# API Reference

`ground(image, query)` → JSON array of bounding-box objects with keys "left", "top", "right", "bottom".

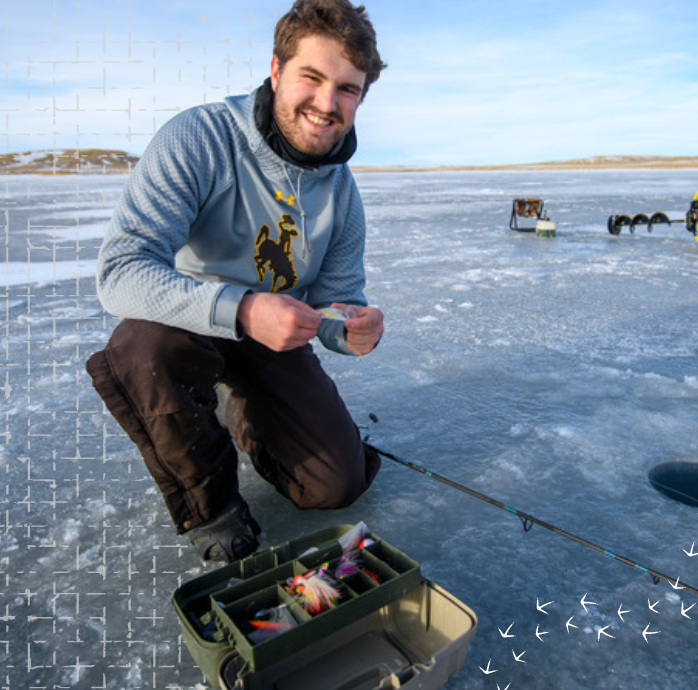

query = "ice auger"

[{"left": 608, "top": 191, "right": 698, "bottom": 240}]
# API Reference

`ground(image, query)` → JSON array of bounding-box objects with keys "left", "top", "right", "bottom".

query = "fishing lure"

[
  {"left": 332, "top": 528, "right": 378, "bottom": 581},
  {"left": 249, "top": 620, "right": 293, "bottom": 632},
  {"left": 362, "top": 568, "right": 380, "bottom": 583},
  {"left": 286, "top": 570, "right": 341, "bottom": 615},
  {"left": 246, "top": 605, "right": 297, "bottom": 644},
  {"left": 334, "top": 550, "right": 361, "bottom": 579},
  {"left": 338, "top": 521, "right": 370, "bottom": 552}
]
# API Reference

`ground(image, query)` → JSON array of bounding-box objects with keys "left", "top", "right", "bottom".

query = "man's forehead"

[{"left": 282, "top": 34, "right": 367, "bottom": 82}]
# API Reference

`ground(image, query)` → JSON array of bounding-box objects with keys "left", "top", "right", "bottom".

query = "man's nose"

[{"left": 314, "top": 83, "right": 338, "bottom": 114}]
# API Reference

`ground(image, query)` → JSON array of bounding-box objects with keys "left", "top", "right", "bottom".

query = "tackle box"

[{"left": 172, "top": 523, "right": 477, "bottom": 689}]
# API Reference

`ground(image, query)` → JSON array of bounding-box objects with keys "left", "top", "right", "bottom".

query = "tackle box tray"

[
  {"left": 172, "top": 524, "right": 429, "bottom": 687},
  {"left": 219, "top": 577, "right": 477, "bottom": 690}
]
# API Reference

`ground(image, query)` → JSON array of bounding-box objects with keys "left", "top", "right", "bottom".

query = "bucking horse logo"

[{"left": 253, "top": 213, "right": 299, "bottom": 292}]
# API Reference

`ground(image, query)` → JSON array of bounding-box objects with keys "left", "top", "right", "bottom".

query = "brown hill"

[{"left": 0, "top": 149, "right": 139, "bottom": 175}]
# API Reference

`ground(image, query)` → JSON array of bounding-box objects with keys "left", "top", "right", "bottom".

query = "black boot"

[{"left": 186, "top": 493, "right": 262, "bottom": 562}]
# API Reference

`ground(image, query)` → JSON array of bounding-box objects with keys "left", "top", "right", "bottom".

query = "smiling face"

[{"left": 270, "top": 34, "right": 366, "bottom": 157}]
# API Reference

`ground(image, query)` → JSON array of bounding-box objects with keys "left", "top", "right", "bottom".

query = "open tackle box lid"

[{"left": 172, "top": 523, "right": 477, "bottom": 690}]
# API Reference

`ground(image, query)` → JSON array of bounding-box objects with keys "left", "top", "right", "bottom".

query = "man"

[{"left": 86, "top": 0, "right": 386, "bottom": 563}]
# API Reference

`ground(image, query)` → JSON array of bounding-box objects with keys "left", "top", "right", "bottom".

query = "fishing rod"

[{"left": 364, "top": 439, "right": 698, "bottom": 598}]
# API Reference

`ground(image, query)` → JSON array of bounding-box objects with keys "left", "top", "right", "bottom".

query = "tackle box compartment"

[{"left": 172, "top": 524, "right": 477, "bottom": 689}]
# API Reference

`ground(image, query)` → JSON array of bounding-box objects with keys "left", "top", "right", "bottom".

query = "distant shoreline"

[
  {"left": 1, "top": 150, "right": 697, "bottom": 175},
  {"left": 351, "top": 156, "right": 698, "bottom": 173}
]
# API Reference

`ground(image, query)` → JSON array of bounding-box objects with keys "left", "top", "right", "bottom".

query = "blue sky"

[{"left": 2, "top": 0, "right": 696, "bottom": 166}]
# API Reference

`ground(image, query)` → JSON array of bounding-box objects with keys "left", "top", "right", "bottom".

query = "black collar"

[{"left": 253, "top": 78, "right": 357, "bottom": 168}]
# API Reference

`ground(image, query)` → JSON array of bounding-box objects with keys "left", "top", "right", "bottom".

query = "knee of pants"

[
  {"left": 322, "top": 480, "right": 367, "bottom": 510},
  {"left": 106, "top": 320, "right": 225, "bottom": 415},
  {"left": 296, "top": 459, "right": 370, "bottom": 510}
]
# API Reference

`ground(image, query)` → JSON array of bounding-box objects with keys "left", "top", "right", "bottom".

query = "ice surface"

[{"left": 2, "top": 169, "right": 697, "bottom": 689}]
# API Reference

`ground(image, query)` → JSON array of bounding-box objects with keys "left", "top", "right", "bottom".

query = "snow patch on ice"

[
  {"left": 34, "top": 372, "right": 75, "bottom": 387},
  {"left": 2, "top": 260, "right": 97, "bottom": 286},
  {"left": 58, "top": 518, "right": 83, "bottom": 545}
]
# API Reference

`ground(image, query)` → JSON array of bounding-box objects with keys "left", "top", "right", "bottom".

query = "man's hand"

[
  {"left": 237, "top": 293, "right": 322, "bottom": 351},
  {"left": 334, "top": 303, "right": 384, "bottom": 355}
]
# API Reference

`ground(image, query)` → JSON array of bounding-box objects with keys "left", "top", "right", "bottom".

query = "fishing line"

[
  {"left": 363, "top": 434, "right": 698, "bottom": 598},
  {"left": 648, "top": 477, "right": 698, "bottom": 507}
]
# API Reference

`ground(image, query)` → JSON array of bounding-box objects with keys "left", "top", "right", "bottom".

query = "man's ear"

[{"left": 270, "top": 55, "right": 281, "bottom": 92}]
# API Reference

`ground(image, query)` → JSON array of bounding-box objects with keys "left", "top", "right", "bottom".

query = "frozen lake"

[{"left": 1, "top": 168, "right": 697, "bottom": 689}]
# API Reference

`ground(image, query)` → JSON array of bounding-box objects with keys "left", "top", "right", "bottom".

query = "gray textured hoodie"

[{"left": 96, "top": 86, "right": 369, "bottom": 354}]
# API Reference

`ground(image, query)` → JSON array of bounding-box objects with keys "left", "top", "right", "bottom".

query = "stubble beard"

[{"left": 273, "top": 97, "right": 349, "bottom": 157}]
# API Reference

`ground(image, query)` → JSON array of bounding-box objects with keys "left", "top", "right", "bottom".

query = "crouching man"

[{"left": 86, "top": 0, "right": 386, "bottom": 563}]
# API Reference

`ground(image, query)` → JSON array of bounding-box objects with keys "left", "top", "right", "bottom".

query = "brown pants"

[{"left": 86, "top": 319, "right": 380, "bottom": 533}]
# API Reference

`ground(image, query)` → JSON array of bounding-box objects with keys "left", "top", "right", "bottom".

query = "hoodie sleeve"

[
  {"left": 96, "top": 105, "right": 243, "bottom": 339},
  {"left": 316, "top": 317, "right": 356, "bottom": 355}
]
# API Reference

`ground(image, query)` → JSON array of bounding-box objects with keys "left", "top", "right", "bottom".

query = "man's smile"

[{"left": 304, "top": 112, "right": 333, "bottom": 127}]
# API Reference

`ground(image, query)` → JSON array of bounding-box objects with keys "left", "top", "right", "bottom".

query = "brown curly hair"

[{"left": 273, "top": 0, "right": 386, "bottom": 99}]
